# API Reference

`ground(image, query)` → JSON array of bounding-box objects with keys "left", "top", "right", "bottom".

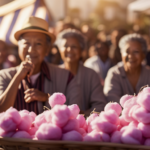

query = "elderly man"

[{"left": 0, "top": 16, "right": 82, "bottom": 114}]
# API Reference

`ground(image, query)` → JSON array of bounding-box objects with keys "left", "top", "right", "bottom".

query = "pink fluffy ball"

[
  {"left": 138, "top": 122, "right": 150, "bottom": 138},
  {"left": 0, "top": 115, "right": 17, "bottom": 132},
  {"left": 35, "top": 123, "right": 62, "bottom": 140},
  {"left": 111, "top": 131, "right": 122, "bottom": 143},
  {"left": 121, "top": 126, "right": 142, "bottom": 145},
  {"left": 119, "top": 116, "right": 129, "bottom": 127},
  {"left": 137, "top": 92, "right": 150, "bottom": 112},
  {"left": 12, "top": 131, "right": 31, "bottom": 139},
  {"left": 34, "top": 112, "right": 47, "bottom": 128},
  {"left": 0, "top": 128, "right": 15, "bottom": 138},
  {"left": 29, "top": 112, "right": 37, "bottom": 122},
  {"left": 62, "top": 130, "right": 83, "bottom": 141},
  {"left": 51, "top": 105, "right": 70, "bottom": 127},
  {"left": 6, "top": 107, "right": 21, "bottom": 125},
  {"left": 120, "top": 95, "right": 133, "bottom": 108},
  {"left": 100, "top": 110, "right": 119, "bottom": 125},
  {"left": 91, "top": 117, "right": 117, "bottom": 134},
  {"left": 62, "top": 119, "right": 79, "bottom": 133},
  {"left": 104, "top": 102, "right": 122, "bottom": 116},
  {"left": 83, "top": 131, "right": 101, "bottom": 142},
  {"left": 49, "top": 93, "right": 66, "bottom": 108},
  {"left": 68, "top": 104, "right": 80, "bottom": 119},
  {"left": 99, "top": 132, "right": 110, "bottom": 142},
  {"left": 144, "top": 139, "right": 150, "bottom": 146},
  {"left": 132, "top": 106, "right": 150, "bottom": 124},
  {"left": 76, "top": 114, "right": 86, "bottom": 128},
  {"left": 18, "top": 112, "right": 32, "bottom": 131}
]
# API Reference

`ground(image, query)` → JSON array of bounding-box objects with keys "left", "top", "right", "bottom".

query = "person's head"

[
  {"left": 119, "top": 33, "right": 147, "bottom": 70},
  {"left": 111, "top": 28, "right": 127, "bottom": 46},
  {"left": 0, "top": 40, "right": 8, "bottom": 65},
  {"left": 56, "top": 28, "right": 86, "bottom": 64},
  {"left": 95, "top": 40, "right": 109, "bottom": 60},
  {"left": 14, "top": 16, "right": 55, "bottom": 71}
]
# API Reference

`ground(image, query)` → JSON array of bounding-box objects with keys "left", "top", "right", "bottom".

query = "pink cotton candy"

[
  {"left": 49, "top": 93, "right": 66, "bottom": 108},
  {"left": 86, "top": 113, "right": 99, "bottom": 133},
  {"left": 13, "top": 131, "right": 31, "bottom": 139},
  {"left": 104, "top": 102, "right": 122, "bottom": 116},
  {"left": 119, "top": 116, "right": 129, "bottom": 127},
  {"left": 100, "top": 110, "right": 119, "bottom": 125},
  {"left": 77, "top": 128, "right": 86, "bottom": 136},
  {"left": 143, "top": 87, "right": 150, "bottom": 93},
  {"left": 52, "top": 105, "right": 70, "bottom": 127},
  {"left": 111, "top": 131, "right": 122, "bottom": 143},
  {"left": 121, "top": 126, "right": 142, "bottom": 145},
  {"left": 6, "top": 107, "right": 21, "bottom": 125},
  {"left": 28, "top": 127, "right": 38, "bottom": 136},
  {"left": 129, "top": 121, "right": 138, "bottom": 128},
  {"left": 124, "top": 96, "right": 137, "bottom": 109},
  {"left": 62, "top": 130, "right": 83, "bottom": 141},
  {"left": 76, "top": 114, "right": 86, "bottom": 128},
  {"left": 144, "top": 139, "right": 150, "bottom": 146},
  {"left": 62, "top": 119, "right": 79, "bottom": 133},
  {"left": 120, "top": 95, "right": 133, "bottom": 108},
  {"left": 29, "top": 112, "right": 36, "bottom": 122},
  {"left": 20, "top": 110, "right": 29, "bottom": 114},
  {"left": 137, "top": 92, "right": 150, "bottom": 112},
  {"left": 0, "top": 115, "right": 17, "bottom": 132},
  {"left": 132, "top": 106, "right": 150, "bottom": 124},
  {"left": 91, "top": 117, "right": 117, "bottom": 134},
  {"left": 138, "top": 122, "right": 150, "bottom": 138},
  {"left": 45, "top": 110, "right": 52, "bottom": 123},
  {"left": 83, "top": 131, "right": 101, "bottom": 142},
  {"left": 18, "top": 112, "right": 32, "bottom": 131},
  {"left": 34, "top": 112, "right": 47, "bottom": 128},
  {"left": 0, "top": 128, "right": 15, "bottom": 138},
  {"left": 122, "top": 108, "right": 135, "bottom": 122},
  {"left": 68, "top": 104, "right": 80, "bottom": 119},
  {"left": 99, "top": 132, "right": 110, "bottom": 142},
  {"left": 36, "top": 123, "right": 62, "bottom": 140}
]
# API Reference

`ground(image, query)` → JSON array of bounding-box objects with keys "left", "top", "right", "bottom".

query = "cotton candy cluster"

[
  {"left": 1, "top": 88, "right": 150, "bottom": 147},
  {"left": 0, "top": 93, "right": 84, "bottom": 141}
]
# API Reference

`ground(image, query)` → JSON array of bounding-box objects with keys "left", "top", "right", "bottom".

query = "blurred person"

[
  {"left": 88, "top": 45, "right": 97, "bottom": 58},
  {"left": 109, "top": 28, "right": 127, "bottom": 65},
  {"left": 0, "top": 16, "right": 82, "bottom": 113},
  {"left": 0, "top": 40, "right": 18, "bottom": 69},
  {"left": 45, "top": 45, "right": 63, "bottom": 65},
  {"left": 56, "top": 28, "right": 107, "bottom": 116},
  {"left": 104, "top": 33, "right": 150, "bottom": 103},
  {"left": 84, "top": 40, "right": 113, "bottom": 84}
]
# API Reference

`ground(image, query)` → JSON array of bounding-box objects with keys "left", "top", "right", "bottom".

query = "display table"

[{"left": 0, "top": 137, "right": 150, "bottom": 150}]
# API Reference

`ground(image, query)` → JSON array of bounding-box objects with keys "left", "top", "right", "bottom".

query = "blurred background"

[{"left": 0, "top": 0, "right": 150, "bottom": 68}]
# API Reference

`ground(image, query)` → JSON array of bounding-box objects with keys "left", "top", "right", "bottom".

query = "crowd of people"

[{"left": 0, "top": 16, "right": 150, "bottom": 116}]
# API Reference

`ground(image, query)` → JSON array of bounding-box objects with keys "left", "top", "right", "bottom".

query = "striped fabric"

[
  {"left": 0, "top": 0, "right": 49, "bottom": 45},
  {"left": 14, "top": 61, "right": 50, "bottom": 114}
]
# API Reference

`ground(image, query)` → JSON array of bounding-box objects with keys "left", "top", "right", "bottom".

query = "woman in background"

[
  {"left": 56, "top": 29, "right": 107, "bottom": 116},
  {"left": 104, "top": 33, "right": 150, "bottom": 103}
]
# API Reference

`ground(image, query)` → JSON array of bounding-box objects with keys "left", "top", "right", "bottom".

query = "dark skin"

[
  {"left": 0, "top": 32, "right": 50, "bottom": 112},
  {"left": 121, "top": 41, "right": 145, "bottom": 92}
]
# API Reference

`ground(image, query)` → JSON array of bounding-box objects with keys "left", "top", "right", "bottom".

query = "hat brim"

[{"left": 14, "top": 29, "right": 56, "bottom": 44}]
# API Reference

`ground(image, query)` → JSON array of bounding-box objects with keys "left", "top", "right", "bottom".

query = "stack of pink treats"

[{"left": 1, "top": 87, "right": 150, "bottom": 147}]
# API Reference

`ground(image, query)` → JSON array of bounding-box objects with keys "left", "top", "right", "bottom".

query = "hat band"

[{"left": 23, "top": 26, "right": 48, "bottom": 32}]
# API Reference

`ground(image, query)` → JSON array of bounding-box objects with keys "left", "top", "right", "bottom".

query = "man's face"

[{"left": 18, "top": 32, "right": 49, "bottom": 67}]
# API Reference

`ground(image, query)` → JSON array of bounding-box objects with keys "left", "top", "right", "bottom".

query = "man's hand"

[
  {"left": 16, "top": 61, "right": 35, "bottom": 81},
  {"left": 24, "top": 88, "right": 48, "bottom": 103}
]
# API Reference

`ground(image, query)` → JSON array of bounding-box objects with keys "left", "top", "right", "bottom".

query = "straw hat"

[{"left": 14, "top": 16, "right": 56, "bottom": 43}]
